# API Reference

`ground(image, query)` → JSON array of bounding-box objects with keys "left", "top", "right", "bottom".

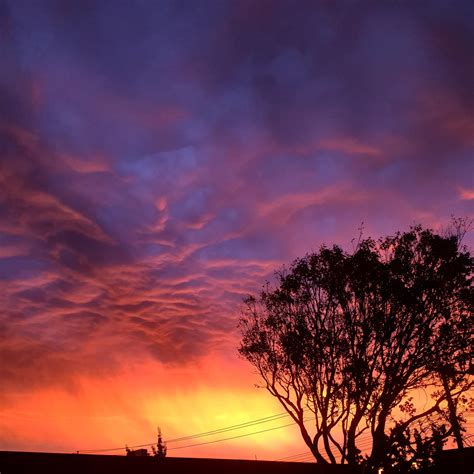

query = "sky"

[{"left": 0, "top": 0, "right": 473, "bottom": 461}]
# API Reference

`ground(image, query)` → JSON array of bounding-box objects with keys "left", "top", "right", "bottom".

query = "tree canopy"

[{"left": 239, "top": 224, "right": 473, "bottom": 472}]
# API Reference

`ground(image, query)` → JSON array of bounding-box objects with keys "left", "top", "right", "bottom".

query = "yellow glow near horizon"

[{"left": 0, "top": 356, "right": 307, "bottom": 460}]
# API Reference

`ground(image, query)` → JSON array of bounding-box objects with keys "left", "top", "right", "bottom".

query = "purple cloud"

[{"left": 0, "top": 0, "right": 473, "bottom": 400}]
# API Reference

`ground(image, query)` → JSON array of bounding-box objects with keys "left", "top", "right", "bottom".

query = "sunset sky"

[{"left": 1, "top": 0, "right": 473, "bottom": 461}]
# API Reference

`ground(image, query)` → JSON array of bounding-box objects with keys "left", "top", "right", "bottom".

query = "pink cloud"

[
  {"left": 318, "top": 137, "right": 381, "bottom": 157},
  {"left": 458, "top": 187, "right": 474, "bottom": 200},
  {"left": 257, "top": 184, "right": 371, "bottom": 227}
]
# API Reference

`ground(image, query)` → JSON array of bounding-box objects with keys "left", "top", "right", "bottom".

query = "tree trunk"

[
  {"left": 369, "top": 409, "right": 389, "bottom": 472},
  {"left": 441, "top": 373, "right": 464, "bottom": 449},
  {"left": 346, "top": 412, "right": 364, "bottom": 465},
  {"left": 441, "top": 372, "right": 468, "bottom": 474}
]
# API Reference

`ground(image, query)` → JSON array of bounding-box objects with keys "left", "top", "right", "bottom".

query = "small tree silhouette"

[{"left": 151, "top": 427, "right": 167, "bottom": 458}]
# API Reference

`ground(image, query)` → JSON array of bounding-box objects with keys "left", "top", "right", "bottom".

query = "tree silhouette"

[
  {"left": 239, "top": 224, "right": 472, "bottom": 472},
  {"left": 151, "top": 427, "right": 167, "bottom": 458}
]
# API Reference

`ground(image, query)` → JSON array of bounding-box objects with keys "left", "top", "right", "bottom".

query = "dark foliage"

[{"left": 239, "top": 223, "right": 473, "bottom": 472}]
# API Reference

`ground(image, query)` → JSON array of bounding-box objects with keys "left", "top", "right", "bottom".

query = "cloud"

[
  {"left": 0, "top": 1, "right": 473, "bottom": 455},
  {"left": 459, "top": 188, "right": 474, "bottom": 200}
]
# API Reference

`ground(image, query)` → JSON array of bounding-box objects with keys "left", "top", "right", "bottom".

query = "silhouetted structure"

[{"left": 125, "top": 446, "right": 149, "bottom": 457}]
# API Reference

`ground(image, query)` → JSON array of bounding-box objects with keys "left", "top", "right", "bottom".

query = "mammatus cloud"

[{"left": 0, "top": 0, "right": 473, "bottom": 455}]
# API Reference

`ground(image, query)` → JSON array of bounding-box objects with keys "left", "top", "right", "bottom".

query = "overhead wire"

[
  {"left": 167, "top": 418, "right": 312, "bottom": 451},
  {"left": 78, "top": 410, "right": 305, "bottom": 454},
  {"left": 166, "top": 412, "right": 290, "bottom": 443},
  {"left": 276, "top": 451, "right": 312, "bottom": 461},
  {"left": 279, "top": 454, "right": 314, "bottom": 462},
  {"left": 276, "top": 432, "right": 373, "bottom": 462},
  {"left": 78, "top": 407, "right": 416, "bottom": 459}
]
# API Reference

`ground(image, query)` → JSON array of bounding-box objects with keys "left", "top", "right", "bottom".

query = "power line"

[
  {"left": 77, "top": 408, "right": 376, "bottom": 457},
  {"left": 166, "top": 412, "right": 290, "bottom": 443},
  {"left": 279, "top": 454, "right": 315, "bottom": 462},
  {"left": 167, "top": 419, "right": 310, "bottom": 452},
  {"left": 276, "top": 433, "right": 373, "bottom": 462},
  {"left": 276, "top": 451, "right": 312, "bottom": 461},
  {"left": 80, "top": 444, "right": 147, "bottom": 454},
  {"left": 276, "top": 419, "right": 474, "bottom": 464},
  {"left": 78, "top": 410, "right": 298, "bottom": 454}
]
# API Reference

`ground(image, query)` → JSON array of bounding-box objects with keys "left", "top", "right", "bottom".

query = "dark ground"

[
  {"left": 0, "top": 451, "right": 358, "bottom": 474},
  {"left": 1, "top": 448, "right": 473, "bottom": 473}
]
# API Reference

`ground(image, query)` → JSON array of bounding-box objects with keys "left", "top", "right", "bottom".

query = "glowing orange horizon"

[{"left": 0, "top": 356, "right": 310, "bottom": 460}]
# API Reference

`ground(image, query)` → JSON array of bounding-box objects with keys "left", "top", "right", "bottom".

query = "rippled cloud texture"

[{"left": 1, "top": 0, "right": 473, "bottom": 457}]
